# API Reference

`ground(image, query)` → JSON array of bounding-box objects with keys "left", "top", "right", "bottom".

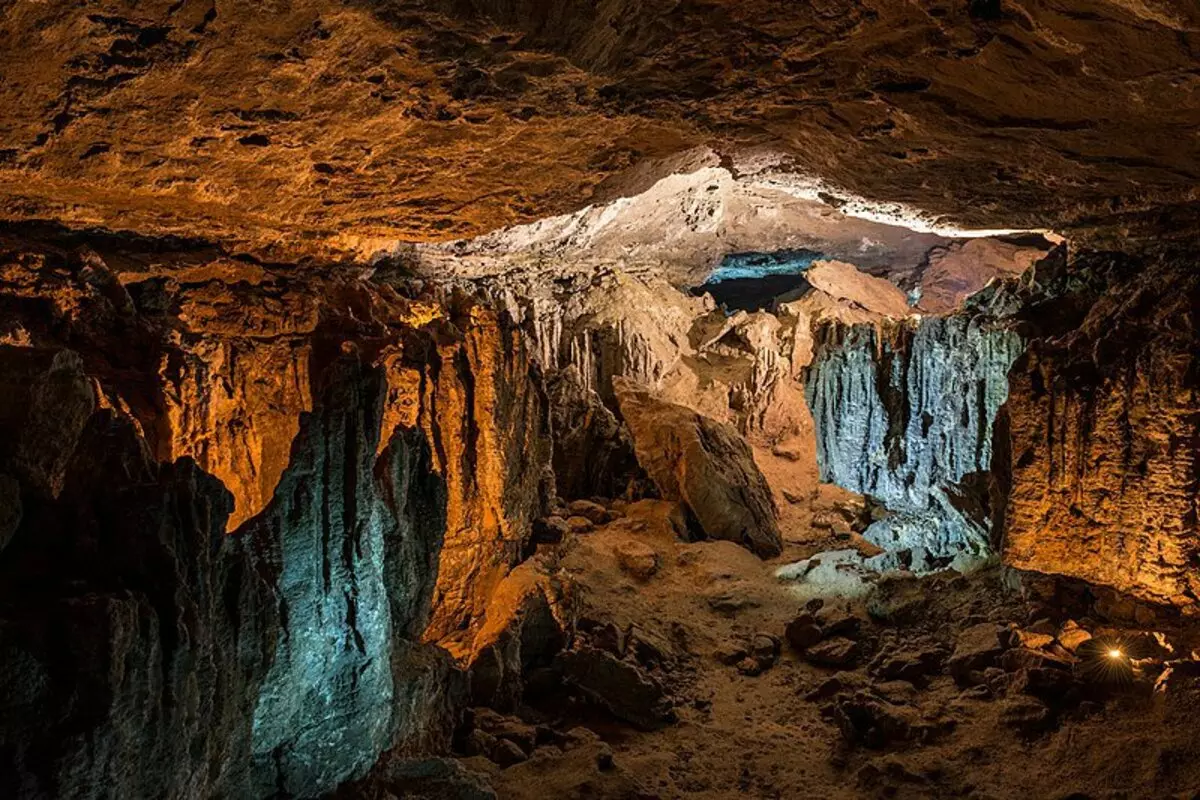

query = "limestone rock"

[
  {"left": 1001, "top": 252, "right": 1200, "bottom": 607},
  {"left": 805, "top": 637, "right": 864, "bottom": 669},
  {"left": 614, "top": 378, "right": 782, "bottom": 558},
  {"left": 804, "top": 260, "right": 912, "bottom": 318},
  {"left": 806, "top": 309, "right": 1022, "bottom": 567},
  {"left": 558, "top": 647, "right": 675, "bottom": 731},
  {"left": 948, "top": 623, "right": 1008, "bottom": 683},
  {"left": 614, "top": 541, "right": 660, "bottom": 581},
  {"left": 785, "top": 615, "right": 824, "bottom": 652},
  {"left": 546, "top": 366, "right": 644, "bottom": 500},
  {"left": 567, "top": 499, "right": 612, "bottom": 525}
]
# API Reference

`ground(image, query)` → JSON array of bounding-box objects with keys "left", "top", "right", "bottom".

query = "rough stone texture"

[
  {"left": 804, "top": 260, "right": 912, "bottom": 319},
  {"left": 0, "top": 349, "right": 275, "bottom": 800},
  {"left": 240, "top": 357, "right": 450, "bottom": 797},
  {"left": 614, "top": 377, "right": 782, "bottom": 558},
  {"left": 1, "top": 2, "right": 1198, "bottom": 257},
  {"left": 545, "top": 364, "right": 645, "bottom": 501},
  {"left": 0, "top": 232, "right": 555, "bottom": 797},
  {"left": 911, "top": 238, "right": 1044, "bottom": 315},
  {"left": 417, "top": 304, "right": 553, "bottom": 657},
  {"left": 806, "top": 308, "right": 1023, "bottom": 566},
  {"left": 1002, "top": 250, "right": 1200, "bottom": 608}
]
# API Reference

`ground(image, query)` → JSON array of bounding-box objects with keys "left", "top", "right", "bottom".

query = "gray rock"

[
  {"left": 806, "top": 313, "right": 1022, "bottom": 567},
  {"left": 243, "top": 357, "right": 456, "bottom": 797}
]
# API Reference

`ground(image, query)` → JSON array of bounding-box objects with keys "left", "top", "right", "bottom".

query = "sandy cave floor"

[{"left": 449, "top": 497, "right": 1200, "bottom": 800}]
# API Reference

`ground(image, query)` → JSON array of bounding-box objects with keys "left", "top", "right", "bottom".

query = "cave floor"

[{"left": 454, "top": 500, "right": 1200, "bottom": 800}]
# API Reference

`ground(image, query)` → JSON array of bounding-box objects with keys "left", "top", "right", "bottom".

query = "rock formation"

[
  {"left": 1, "top": 2, "right": 1199, "bottom": 792},
  {"left": 614, "top": 377, "right": 783, "bottom": 558},
  {"left": 805, "top": 301, "right": 1023, "bottom": 569},
  {"left": 1001, "top": 249, "right": 1200, "bottom": 608},
  {"left": 0, "top": 231, "right": 552, "bottom": 797},
  {"left": 2, "top": 3, "right": 1198, "bottom": 256}
]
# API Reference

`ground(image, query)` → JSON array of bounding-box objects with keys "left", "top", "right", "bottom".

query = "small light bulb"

[{"left": 1107, "top": 648, "right": 1123, "bottom": 660}]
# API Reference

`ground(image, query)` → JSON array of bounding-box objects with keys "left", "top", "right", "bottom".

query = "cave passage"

[
  {"left": 692, "top": 249, "right": 823, "bottom": 311},
  {"left": 1, "top": 1, "right": 1199, "bottom": 790}
]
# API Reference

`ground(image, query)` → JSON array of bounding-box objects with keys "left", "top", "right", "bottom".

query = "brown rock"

[
  {"left": 533, "top": 516, "right": 570, "bottom": 544},
  {"left": 785, "top": 614, "right": 824, "bottom": 652},
  {"left": 567, "top": 499, "right": 612, "bottom": 525},
  {"left": 558, "top": 647, "right": 675, "bottom": 731},
  {"left": 614, "top": 378, "right": 782, "bottom": 558},
  {"left": 1056, "top": 622, "right": 1093, "bottom": 654},
  {"left": 713, "top": 642, "right": 748, "bottom": 666},
  {"left": 815, "top": 607, "right": 863, "bottom": 639},
  {"left": 948, "top": 623, "right": 1007, "bottom": 683},
  {"left": 566, "top": 516, "right": 595, "bottom": 534},
  {"left": 804, "top": 260, "right": 912, "bottom": 319},
  {"left": 1002, "top": 255, "right": 1200, "bottom": 607},
  {"left": 614, "top": 541, "right": 660, "bottom": 580},
  {"left": 805, "top": 637, "right": 864, "bottom": 669}
]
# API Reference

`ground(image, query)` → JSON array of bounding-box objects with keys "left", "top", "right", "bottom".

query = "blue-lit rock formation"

[
  {"left": 243, "top": 357, "right": 454, "bottom": 797},
  {"left": 699, "top": 250, "right": 824, "bottom": 312},
  {"left": 705, "top": 250, "right": 824, "bottom": 283},
  {"left": 806, "top": 310, "right": 1023, "bottom": 569}
]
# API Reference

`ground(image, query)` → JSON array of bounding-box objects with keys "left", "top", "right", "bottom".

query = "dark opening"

[{"left": 691, "top": 249, "right": 823, "bottom": 312}]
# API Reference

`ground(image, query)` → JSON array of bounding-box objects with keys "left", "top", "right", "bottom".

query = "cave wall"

[
  {"left": 805, "top": 308, "right": 1023, "bottom": 566},
  {"left": 0, "top": 233, "right": 552, "bottom": 798},
  {"left": 0, "top": 348, "right": 274, "bottom": 799},
  {"left": 1001, "top": 251, "right": 1200, "bottom": 608}
]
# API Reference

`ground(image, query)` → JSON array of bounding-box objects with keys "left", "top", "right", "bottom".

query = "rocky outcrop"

[
  {"left": 545, "top": 365, "right": 645, "bottom": 501},
  {"left": 614, "top": 377, "right": 782, "bottom": 558},
  {"left": 241, "top": 356, "right": 454, "bottom": 797},
  {"left": 1001, "top": 250, "right": 1200, "bottom": 608},
  {"left": 0, "top": 348, "right": 275, "bottom": 800},
  {"left": 2, "top": 2, "right": 1198, "bottom": 256},
  {"left": 0, "top": 234, "right": 555, "bottom": 798},
  {"left": 417, "top": 305, "right": 553, "bottom": 657},
  {"left": 806, "top": 308, "right": 1023, "bottom": 568}
]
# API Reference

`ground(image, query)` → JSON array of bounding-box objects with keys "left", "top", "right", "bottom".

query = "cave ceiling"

[{"left": 1, "top": 0, "right": 1198, "bottom": 263}]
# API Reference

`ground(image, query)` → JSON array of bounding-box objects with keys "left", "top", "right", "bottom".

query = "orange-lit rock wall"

[
  {"left": 413, "top": 308, "right": 551, "bottom": 657},
  {"left": 1001, "top": 254, "right": 1200, "bottom": 608}
]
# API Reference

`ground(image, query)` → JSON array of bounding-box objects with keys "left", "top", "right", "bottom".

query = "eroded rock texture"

[
  {"left": 0, "top": 349, "right": 274, "bottom": 799},
  {"left": 1002, "top": 250, "right": 1200, "bottom": 607},
  {"left": 1, "top": 1, "right": 1198, "bottom": 256},
  {"left": 807, "top": 308, "right": 1023, "bottom": 567},
  {"left": 615, "top": 377, "right": 783, "bottom": 558},
  {"left": 0, "top": 231, "right": 553, "bottom": 797},
  {"left": 242, "top": 358, "right": 451, "bottom": 797}
]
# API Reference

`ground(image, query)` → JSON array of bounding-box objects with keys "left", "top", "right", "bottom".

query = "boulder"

[
  {"left": 815, "top": 606, "right": 863, "bottom": 639},
  {"left": 785, "top": 614, "right": 824, "bottom": 652},
  {"left": 567, "top": 499, "right": 612, "bottom": 525},
  {"left": 870, "top": 648, "right": 946, "bottom": 686},
  {"left": 806, "top": 637, "right": 864, "bottom": 668},
  {"left": 831, "top": 692, "right": 952, "bottom": 748},
  {"left": 565, "top": 516, "right": 595, "bottom": 534},
  {"left": 1056, "top": 621, "right": 1093, "bottom": 653},
  {"left": 533, "top": 515, "right": 570, "bottom": 544},
  {"left": 613, "top": 378, "right": 782, "bottom": 558},
  {"left": 614, "top": 540, "right": 660, "bottom": 580},
  {"left": 948, "top": 623, "right": 1007, "bottom": 683},
  {"left": 558, "top": 647, "right": 675, "bottom": 731}
]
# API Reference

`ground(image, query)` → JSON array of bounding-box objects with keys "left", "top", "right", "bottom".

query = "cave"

[{"left": 1, "top": 3, "right": 1200, "bottom": 799}]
